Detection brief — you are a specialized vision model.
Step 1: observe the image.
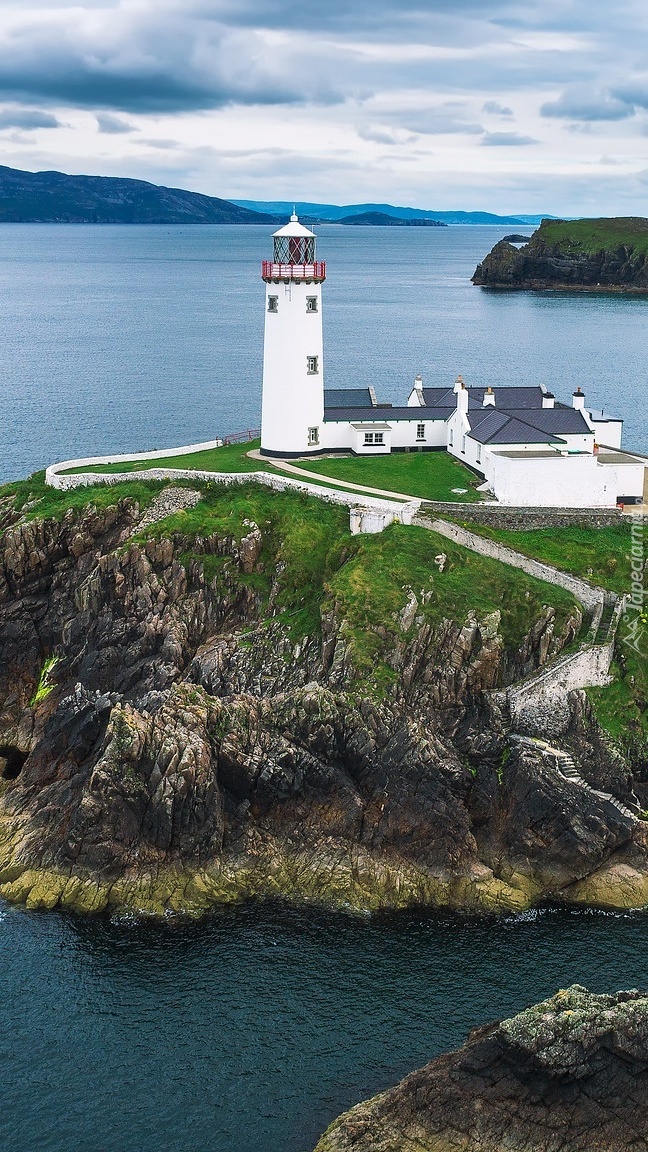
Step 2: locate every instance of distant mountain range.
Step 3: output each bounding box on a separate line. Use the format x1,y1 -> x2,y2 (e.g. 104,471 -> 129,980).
232,200 -> 557,226
0,166 -> 276,224
0,166 -> 556,227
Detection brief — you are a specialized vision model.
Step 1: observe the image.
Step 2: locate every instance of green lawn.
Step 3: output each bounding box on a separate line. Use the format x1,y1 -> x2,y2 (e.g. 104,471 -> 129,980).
290,451 -> 482,502
61,439 -> 263,475
537,217 -> 648,258
451,522 -> 633,595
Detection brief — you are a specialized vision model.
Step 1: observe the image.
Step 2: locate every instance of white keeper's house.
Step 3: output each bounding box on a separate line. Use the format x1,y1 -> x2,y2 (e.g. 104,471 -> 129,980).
260,214 -> 647,508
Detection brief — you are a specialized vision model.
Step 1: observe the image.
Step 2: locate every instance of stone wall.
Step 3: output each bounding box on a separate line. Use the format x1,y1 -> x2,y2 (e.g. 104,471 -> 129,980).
417,515 -> 605,612
508,642 -> 615,738
420,503 -> 624,530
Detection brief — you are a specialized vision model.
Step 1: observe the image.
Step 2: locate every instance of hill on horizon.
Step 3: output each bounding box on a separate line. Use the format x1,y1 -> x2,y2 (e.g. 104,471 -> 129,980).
232,199 -> 557,226
0,166 -> 277,224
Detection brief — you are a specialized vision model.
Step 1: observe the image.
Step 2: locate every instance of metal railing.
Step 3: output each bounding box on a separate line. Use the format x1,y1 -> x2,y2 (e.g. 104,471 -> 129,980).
221,428 -> 260,446
261,261 -> 326,281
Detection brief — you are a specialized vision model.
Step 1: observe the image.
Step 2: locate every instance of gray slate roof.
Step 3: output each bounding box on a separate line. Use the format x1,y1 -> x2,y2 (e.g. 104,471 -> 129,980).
323,387 -> 374,409
324,406 -> 442,422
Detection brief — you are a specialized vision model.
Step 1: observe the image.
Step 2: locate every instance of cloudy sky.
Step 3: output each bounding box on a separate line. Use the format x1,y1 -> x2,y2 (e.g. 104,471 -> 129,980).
0,0 -> 647,213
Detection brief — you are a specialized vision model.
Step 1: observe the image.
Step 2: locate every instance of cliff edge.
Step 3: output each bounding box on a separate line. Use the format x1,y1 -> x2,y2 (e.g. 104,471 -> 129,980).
472,217 -> 648,290
0,477 -> 646,917
313,985 -> 648,1152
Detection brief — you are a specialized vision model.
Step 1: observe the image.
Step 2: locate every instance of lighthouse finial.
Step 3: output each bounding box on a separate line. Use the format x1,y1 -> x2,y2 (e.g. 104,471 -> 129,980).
290,204 -> 298,222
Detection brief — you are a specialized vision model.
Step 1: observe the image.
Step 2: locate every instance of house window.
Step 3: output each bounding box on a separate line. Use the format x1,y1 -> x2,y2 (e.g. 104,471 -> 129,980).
307,355 -> 319,374
267,295 -> 278,313
476,443 -> 481,464
461,434 -> 466,454
449,428 -> 454,446
364,432 -> 384,446
308,426 -> 319,446
416,423 -> 425,441
306,296 -> 318,313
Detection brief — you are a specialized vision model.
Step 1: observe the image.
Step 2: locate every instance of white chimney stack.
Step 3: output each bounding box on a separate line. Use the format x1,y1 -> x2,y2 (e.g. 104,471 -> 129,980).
483,387 -> 495,407
542,391 -> 555,409
572,386 -> 585,410
455,378 -> 469,414
414,373 -> 423,389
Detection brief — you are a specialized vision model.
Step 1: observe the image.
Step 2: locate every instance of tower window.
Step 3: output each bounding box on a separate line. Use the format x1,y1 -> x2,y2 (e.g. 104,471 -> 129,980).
308,427 -> 319,446
306,296 -> 318,313
416,423 -> 425,441
267,295 -> 278,313
306,355 -> 319,374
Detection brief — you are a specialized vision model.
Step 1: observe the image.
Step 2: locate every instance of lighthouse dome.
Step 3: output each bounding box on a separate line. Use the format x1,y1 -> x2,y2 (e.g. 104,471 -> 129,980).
272,213 -> 315,239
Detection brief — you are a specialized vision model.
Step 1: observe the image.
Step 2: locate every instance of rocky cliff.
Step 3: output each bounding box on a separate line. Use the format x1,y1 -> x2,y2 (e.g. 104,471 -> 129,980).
0,480 -> 646,917
313,985 -> 648,1152
472,217 -> 648,290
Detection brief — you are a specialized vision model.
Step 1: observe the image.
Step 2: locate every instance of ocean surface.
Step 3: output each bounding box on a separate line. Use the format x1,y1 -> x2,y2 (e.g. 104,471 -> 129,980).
2,901 -> 648,1152
0,222 -> 646,482
1,224 -> 648,1151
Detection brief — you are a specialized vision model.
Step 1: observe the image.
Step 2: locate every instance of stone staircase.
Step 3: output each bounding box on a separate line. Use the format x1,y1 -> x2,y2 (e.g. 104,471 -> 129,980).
512,734 -> 640,823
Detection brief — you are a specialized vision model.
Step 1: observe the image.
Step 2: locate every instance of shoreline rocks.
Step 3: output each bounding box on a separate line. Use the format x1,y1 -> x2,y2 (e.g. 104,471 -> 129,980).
313,985 -> 648,1152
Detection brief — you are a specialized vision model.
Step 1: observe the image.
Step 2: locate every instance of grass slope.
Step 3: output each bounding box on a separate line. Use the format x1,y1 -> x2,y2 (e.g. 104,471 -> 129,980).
538,217 -> 648,257
292,451 -> 481,502
61,440 -> 263,475
0,470 -> 162,520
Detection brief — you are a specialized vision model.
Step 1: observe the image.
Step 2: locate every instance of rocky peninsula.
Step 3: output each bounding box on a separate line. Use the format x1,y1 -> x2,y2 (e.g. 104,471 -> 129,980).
313,985 -> 648,1152
0,475 -> 646,918
472,217 -> 648,291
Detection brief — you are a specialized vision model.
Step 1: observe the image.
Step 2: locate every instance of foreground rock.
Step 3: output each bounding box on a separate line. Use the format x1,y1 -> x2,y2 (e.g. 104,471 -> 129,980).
473,216 -> 648,291
314,985 -> 648,1152
0,490 -> 645,917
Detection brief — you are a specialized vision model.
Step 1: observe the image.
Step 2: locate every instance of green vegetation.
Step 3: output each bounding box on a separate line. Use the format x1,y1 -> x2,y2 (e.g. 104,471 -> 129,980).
291,451 -> 481,502
538,217 -> 648,257
61,439 -> 263,475
29,656 -> 60,707
451,521 -> 633,595
0,470 -> 162,521
328,522 -> 580,688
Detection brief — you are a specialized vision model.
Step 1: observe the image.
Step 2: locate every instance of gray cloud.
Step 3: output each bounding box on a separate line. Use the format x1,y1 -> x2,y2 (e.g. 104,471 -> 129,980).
483,100 -> 514,116
96,112 -> 136,134
541,85 -> 635,121
0,107 -> 61,129
481,131 -> 538,145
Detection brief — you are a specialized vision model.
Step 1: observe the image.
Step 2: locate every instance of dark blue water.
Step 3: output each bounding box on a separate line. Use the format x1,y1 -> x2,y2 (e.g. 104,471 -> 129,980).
0,223 -> 646,482
2,901 -> 648,1152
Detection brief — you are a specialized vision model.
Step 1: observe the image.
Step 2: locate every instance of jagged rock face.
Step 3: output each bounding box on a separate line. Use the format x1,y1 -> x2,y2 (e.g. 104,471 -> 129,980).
472,232 -> 648,290
313,986 -> 648,1152
0,498 -> 645,916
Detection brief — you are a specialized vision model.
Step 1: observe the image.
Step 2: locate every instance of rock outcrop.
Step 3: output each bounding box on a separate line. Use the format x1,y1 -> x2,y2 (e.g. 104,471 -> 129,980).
0,488 -> 645,917
313,985 -> 648,1152
472,217 -> 648,290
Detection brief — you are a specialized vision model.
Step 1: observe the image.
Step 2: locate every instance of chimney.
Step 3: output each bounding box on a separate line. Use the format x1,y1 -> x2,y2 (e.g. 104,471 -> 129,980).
542,391 -> 555,409
483,387 -> 495,407
572,386 -> 585,410
414,373 -> 423,389
456,380 -> 469,414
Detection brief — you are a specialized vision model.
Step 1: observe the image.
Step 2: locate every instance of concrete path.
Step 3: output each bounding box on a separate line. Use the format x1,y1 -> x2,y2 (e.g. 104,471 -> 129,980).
246,449 -> 419,503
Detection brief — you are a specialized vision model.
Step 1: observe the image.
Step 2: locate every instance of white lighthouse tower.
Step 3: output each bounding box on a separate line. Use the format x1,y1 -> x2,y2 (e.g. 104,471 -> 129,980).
260,213 -> 326,457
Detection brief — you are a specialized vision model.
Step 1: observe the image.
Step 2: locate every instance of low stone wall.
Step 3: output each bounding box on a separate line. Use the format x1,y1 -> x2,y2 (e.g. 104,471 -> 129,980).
45,452 -> 420,534
417,515 -> 605,612
421,503 -> 624,530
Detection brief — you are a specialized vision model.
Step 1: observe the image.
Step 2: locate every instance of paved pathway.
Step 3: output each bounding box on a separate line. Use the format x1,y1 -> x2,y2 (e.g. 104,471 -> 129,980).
246,449 -> 419,503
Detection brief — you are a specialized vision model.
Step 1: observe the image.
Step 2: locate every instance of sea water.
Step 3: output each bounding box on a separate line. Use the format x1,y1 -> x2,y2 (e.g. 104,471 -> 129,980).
2,901 -> 648,1152
0,222 -> 646,482
1,224 -> 648,1151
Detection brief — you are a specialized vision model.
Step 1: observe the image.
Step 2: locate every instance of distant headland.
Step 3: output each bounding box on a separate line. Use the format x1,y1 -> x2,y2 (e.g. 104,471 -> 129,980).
473,217 -> 648,291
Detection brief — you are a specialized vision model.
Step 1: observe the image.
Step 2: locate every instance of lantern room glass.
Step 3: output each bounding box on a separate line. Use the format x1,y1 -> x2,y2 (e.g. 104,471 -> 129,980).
273,235 -> 316,263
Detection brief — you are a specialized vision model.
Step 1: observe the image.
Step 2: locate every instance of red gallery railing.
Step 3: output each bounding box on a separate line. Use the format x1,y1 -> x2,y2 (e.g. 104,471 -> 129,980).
261,261 -> 326,282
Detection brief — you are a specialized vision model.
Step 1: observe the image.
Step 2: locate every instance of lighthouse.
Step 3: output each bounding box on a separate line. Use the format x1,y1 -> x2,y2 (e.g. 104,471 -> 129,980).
260,213 -> 326,457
